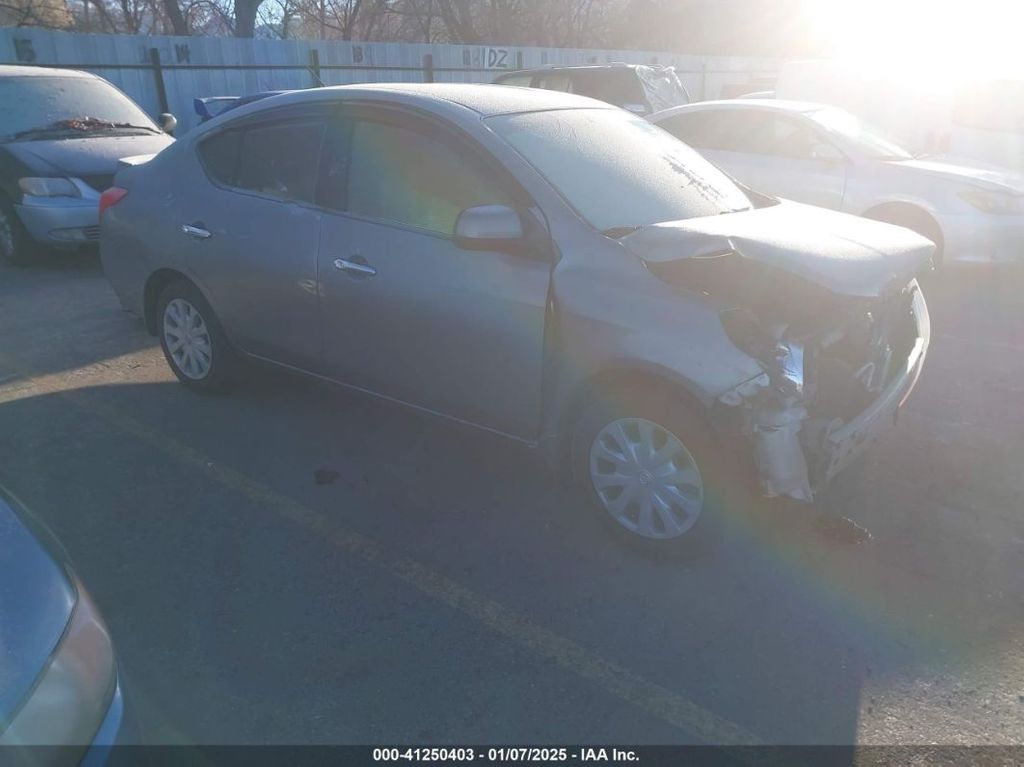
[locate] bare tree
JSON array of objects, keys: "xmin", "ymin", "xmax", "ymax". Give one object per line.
[{"xmin": 0, "ymin": 0, "xmax": 72, "ymax": 27}]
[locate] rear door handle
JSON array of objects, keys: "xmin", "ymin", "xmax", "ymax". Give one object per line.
[
  {"xmin": 181, "ymin": 223, "xmax": 212, "ymax": 240},
  {"xmin": 333, "ymin": 257, "xmax": 377, "ymax": 277}
]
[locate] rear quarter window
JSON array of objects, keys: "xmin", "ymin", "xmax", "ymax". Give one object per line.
[
  {"xmin": 235, "ymin": 120, "xmax": 326, "ymax": 203},
  {"xmin": 197, "ymin": 130, "xmax": 242, "ymax": 186}
]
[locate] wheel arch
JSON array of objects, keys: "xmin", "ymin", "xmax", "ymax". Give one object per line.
[
  {"xmin": 143, "ymin": 268, "xmax": 196, "ymax": 335},
  {"xmin": 543, "ymin": 363, "xmax": 717, "ymax": 469},
  {"xmin": 861, "ymin": 201, "xmax": 945, "ymax": 261}
]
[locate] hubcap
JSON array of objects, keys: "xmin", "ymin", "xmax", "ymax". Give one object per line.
[
  {"xmin": 589, "ymin": 418, "xmax": 704, "ymax": 540},
  {"xmin": 163, "ymin": 298, "xmax": 212, "ymax": 380}
]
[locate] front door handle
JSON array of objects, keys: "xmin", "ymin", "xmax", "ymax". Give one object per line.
[
  {"xmin": 181, "ymin": 223, "xmax": 212, "ymax": 240},
  {"xmin": 333, "ymin": 257, "xmax": 377, "ymax": 277}
]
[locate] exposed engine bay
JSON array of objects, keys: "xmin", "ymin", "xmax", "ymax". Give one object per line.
[{"xmin": 647, "ymin": 250, "xmax": 928, "ymax": 502}]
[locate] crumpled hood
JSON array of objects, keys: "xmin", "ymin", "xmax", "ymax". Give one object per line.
[
  {"xmin": 0, "ymin": 494, "xmax": 76, "ymax": 728},
  {"xmin": 886, "ymin": 157, "xmax": 1024, "ymax": 194},
  {"xmin": 621, "ymin": 201, "xmax": 934, "ymax": 298},
  {"xmin": 4, "ymin": 134, "xmax": 173, "ymax": 178}
]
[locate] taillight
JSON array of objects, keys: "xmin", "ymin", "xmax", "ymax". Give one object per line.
[{"xmin": 99, "ymin": 186, "xmax": 128, "ymax": 219}]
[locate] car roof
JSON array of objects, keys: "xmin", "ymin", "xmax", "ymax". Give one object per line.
[
  {"xmin": 0, "ymin": 64, "xmax": 97, "ymax": 79},
  {"xmin": 198, "ymin": 82, "xmax": 612, "ymax": 131},
  {"xmin": 650, "ymin": 98, "xmax": 828, "ymax": 121}
]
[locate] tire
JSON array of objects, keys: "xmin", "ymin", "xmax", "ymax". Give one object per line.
[
  {"xmin": 156, "ymin": 279, "xmax": 237, "ymax": 392},
  {"xmin": 0, "ymin": 199, "xmax": 42, "ymax": 267},
  {"xmin": 570, "ymin": 386, "xmax": 738, "ymax": 555}
]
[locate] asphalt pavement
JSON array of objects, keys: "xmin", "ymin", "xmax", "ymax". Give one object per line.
[{"xmin": 1, "ymin": 253, "xmax": 1022, "ymax": 746}]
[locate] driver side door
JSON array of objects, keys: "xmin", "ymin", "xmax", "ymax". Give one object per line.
[{"xmin": 315, "ymin": 105, "xmax": 553, "ymax": 439}]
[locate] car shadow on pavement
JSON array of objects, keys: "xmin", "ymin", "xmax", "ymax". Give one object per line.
[{"xmin": 0, "ymin": 255, "xmax": 160, "ymax": 383}]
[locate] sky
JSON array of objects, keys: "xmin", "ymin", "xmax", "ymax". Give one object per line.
[{"xmin": 804, "ymin": 0, "xmax": 1024, "ymax": 80}]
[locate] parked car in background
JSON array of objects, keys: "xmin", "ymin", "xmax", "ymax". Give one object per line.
[
  {"xmin": 652, "ymin": 99, "xmax": 1024, "ymax": 266},
  {"xmin": 0, "ymin": 65, "xmax": 176, "ymax": 266},
  {"xmin": 101, "ymin": 84, "xmax": 931, "ymax": 551},
  {"xmin": 493, "ymin": 63, "xmax": 689, "ymax": 114},
  {"xmin": 774, "ymin": 59, "xmax": 1024, "ymax": 173},
  {"xmin": 194, "ymin": 91, "xmax": 291, "ymax": 123},
  {"xmin": 0, "ymin": 486, "xmax": 123, "ymax": 763}
]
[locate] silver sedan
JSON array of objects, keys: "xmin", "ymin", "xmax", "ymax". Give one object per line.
[
  {"xmin": 651, "ymin": 99, "xmax": 1024, "ymax": 266},
  {"xmin": 101, "ymin": 84, "xmax": 932, "ymax": 551}
]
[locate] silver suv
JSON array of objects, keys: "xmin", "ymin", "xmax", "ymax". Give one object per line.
[{"xmin": 100, "ymin": 84, "xmax": 932, "ymax": 550}]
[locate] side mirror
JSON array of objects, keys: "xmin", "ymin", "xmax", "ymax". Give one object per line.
[
  {"xmin": 454, "ymin": 205, "xmax": 525, "ymax": 253},
  {"xmin": 160, "ymin": 113, "xmax": 177, "ymax": 135}
]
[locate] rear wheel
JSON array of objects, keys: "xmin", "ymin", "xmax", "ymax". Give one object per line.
[
  {"xmin": 571, "ymin": 387, "xmax": 734, "ymax": 554},
  {"xmin": 156, "ymin": 280, "xmax": 237, "ymax": 392},
  {"xmin": 0, "ymin": 200, "xmax": 42, "ymax": 267}
]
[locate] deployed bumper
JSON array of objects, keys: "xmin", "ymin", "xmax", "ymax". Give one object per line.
[
  {"xmin": 811, "ymin": 285, "xmax": 930, "ymax": 486},
  {"xmin": 14, "ymin": 190, "xmax": 100, "ymax": 247},
  {"xmin": 738, "ymin": 281, "xmax": 931, "ymax": 502}
]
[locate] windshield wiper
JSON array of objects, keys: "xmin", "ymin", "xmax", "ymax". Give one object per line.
[{"xmin": 11, "ymin": 117, "xmax": 159, "ymax": 141}]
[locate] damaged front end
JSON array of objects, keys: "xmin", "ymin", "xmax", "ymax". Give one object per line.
[
  {"xmin": 625, "ymin": 206, "xmax": 933, "ymax": 502},
  {"xmin": 693, "ymin": 254, "xmax": 928, "ymax": 502},
  {"xmin": 718, "ymin": 281, "xmax": 929, "ymax": 501}
]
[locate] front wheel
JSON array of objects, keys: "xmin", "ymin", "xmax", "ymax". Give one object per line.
[
  {"xmin": 157, "ymin": 280, "xmax": 237, "ymax": 392},
  {"xmin": 571, "ymin": 389, "xmax": 731, "ymax": 554}
]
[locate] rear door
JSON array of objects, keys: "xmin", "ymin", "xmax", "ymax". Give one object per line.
[
  {"xmin": 181, "ymin": 107, "xmax": 329, "ymax": 368},
  {"xmin": 315, "ymin": 104, "xmax": 552, "ymax": 438},
  {"xmin": 658, "ymin": 108, "xmax": 848, "ymax": 209}
]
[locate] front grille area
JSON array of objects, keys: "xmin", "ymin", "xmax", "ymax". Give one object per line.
[
  {"xmin": 806, "ymin": 286, "xmax": 918, "ymax": 420},
  {"xmin": 81, "ymin": 175, "xmax": 114, "ymax": 193},
  {"xmin": 82, "ymin": 225, "xmax": 100, "ymax": 241}
]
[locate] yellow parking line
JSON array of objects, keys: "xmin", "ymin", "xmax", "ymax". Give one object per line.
[{"xmin": 0, "ymin": 351, "xmax": 761, "ymax": 746}]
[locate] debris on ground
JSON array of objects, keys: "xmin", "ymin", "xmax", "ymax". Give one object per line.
[
  {"xmin": 815, "ymin": 514, "xmax": 873, "ymax": 545},
  {"xmin": 313, "ymin": 468, "xmax": 340, "ymax": 485}
]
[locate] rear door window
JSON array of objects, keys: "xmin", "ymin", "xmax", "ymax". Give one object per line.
[
  {"xmin": 235, "ymin": 120, "xmax": 327, "ymax": 203},
  {"xmin": 571, "ymin": 70, "xmax": 646, "ymax": 108},
  {"xmin": 657, "ymin": 111, "xmax": 722, "ymax": 149},
  {"xmin": 702, "ymin": 110, "xmax": 824, "ymax": 158}
]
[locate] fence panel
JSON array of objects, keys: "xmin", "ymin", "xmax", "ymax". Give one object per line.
[{"xmin": 0, "ymin": 29, "xmax": 779, "ymax": 133}]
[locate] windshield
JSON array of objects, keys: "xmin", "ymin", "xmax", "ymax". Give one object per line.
[
  {"xmin": 487, "ymin": 108, "xmax": 751, "ymax": 231},
  {"xmin": 807, "ymin": 107, "xmax": 913, "ymax": 160},
  {"xmin": 0, "ymin": 76, "xmax": 156, "ymax": 142}
]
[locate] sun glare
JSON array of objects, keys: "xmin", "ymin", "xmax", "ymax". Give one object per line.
[{"xmin": 804, "ymin": 0, "xmax": 1024, "ymax": 86}]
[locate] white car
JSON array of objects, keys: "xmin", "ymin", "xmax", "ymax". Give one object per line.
[{"xmin": 651, "ymin": 99, "xmax": 1024, "ymax": 266}]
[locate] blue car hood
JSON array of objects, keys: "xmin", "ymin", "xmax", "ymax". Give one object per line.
[
  {"xmin": 0, "ymin": 493, "xmax": 76, "ymax": 730},
  {"xmin": 3, "ymin": 133, "xmax": 173, "ymax": 178}
]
